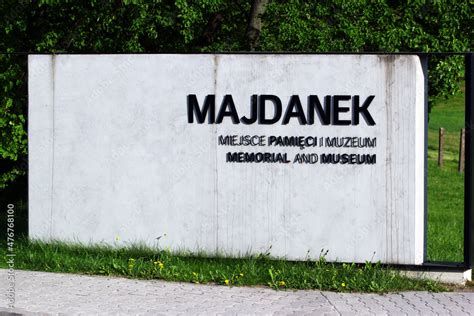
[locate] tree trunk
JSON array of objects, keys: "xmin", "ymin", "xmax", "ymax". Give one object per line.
[
  {"xmin": 201, "ymin": 13, "xmax": 224, "ymax": 46},
  {"xmin": 246, "ymin": 0, "xmax": 268, "ymax": 51}
]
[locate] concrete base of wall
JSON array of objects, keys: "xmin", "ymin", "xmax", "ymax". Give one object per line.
[{"xmin": 401, "ymin": 269, "xmax": 472, "ymax": 285}]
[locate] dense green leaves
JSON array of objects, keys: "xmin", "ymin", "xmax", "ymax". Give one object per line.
[
  {"xmin": 261, "ymin": 0, "xmax": 471, "ymax": 99},
  {"xmin": 0, "ymin": 53, "xmax": 27, "ymax": 188},
  {"xmin": 0, "ymin": 0, "xmax": 471, "ymax": 188}
]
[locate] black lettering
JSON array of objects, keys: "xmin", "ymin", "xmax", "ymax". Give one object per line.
[
  {"xmin": 226, "ymin": 152, "xmax": 238, "ymax": 162},
  {"xmin": 332, "ymin": 95, "xmax": 351, "ymax": 125},
  {"xmin": 268, "ymin": 136, "xmax": 277, "ymax": 146},
  {"xmin": 187, "ymin": 94, "xmax": 215, "ymax": 123},
  {"xmin": 307, "ymin": 95, "xmax": 331, "ymax": 125},
  {"xmin": 282, "ymin": 95, "xmax": 307, "ymax": 125},
  {"xmin": 353, "ymin": 95, "xmax": 376, "ymax": 126},
  {"xmin": 241, "ymin": 95, "xmax": 258, "ymax": 124},
  {"xmin": 258, "ymin": 95, "xmax": 282, "ymax": 125},
  {"xmin": 216, "ymin": 95, "xmax": 239, "ymax": 124}
]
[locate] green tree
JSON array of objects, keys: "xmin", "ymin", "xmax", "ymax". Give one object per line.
[{"xmin": 0, "ymin": 0, "xmax": 471, "ymax": 189}]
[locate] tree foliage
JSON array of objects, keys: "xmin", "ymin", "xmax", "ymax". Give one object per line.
[{"xmin": 0, "ymin": 0, "xmax": 471, "ymax": 188}]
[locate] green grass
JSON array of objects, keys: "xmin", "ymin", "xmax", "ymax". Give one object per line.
[
  {"xmin": 0, "ymin": 238, "xmax": 443, "ymax": 293},
  {"xmin": 427, "ymin": 90, "xmax": 465, "ymax": 262},
  {"xmin": 428, "ymin": 91, "xmax": 465, "ymax": 155},
  {"xmin": 427, "ymin": 160, "xmax": 464, "ymax": 262}
]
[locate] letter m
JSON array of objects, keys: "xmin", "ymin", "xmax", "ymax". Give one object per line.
[{"xmin": 187, "ymin": 94, "xmax": 216, "ymax": 123}]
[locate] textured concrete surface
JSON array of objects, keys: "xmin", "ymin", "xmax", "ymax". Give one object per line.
[
  {"xmin": 1, "ymin": 269, "xmax": 473, "ymax": 315},
  {"xmin": 29, "ymin": 54, "xmax": 425, "ymax": 264},
  {"xmin": 401, "ymin": 269, "xmax": 472, "ymax": 284}
]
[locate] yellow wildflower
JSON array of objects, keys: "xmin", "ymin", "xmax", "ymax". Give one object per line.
[
  {"xmin": 153, "ymin": 260, "xmax": 164, "ymax": 269},
  {"xmin": 128, "ymin": 258, "xmax": 135, "ymax": 271},
  {"xmin": 278, "ymin": 281, "xmax": 286, "ymax": 287},
  {"xmin": 224, "ymin": 279, "xmax": 230, "ymax": 285},
  {"xmin": 341, "ymin": 282, "xmax": 346, "ymax": 287}
]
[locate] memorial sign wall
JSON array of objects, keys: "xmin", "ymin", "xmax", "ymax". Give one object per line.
[{"xmin": 29, "ymin": 54, "xmax": 425, "ymax": 264}]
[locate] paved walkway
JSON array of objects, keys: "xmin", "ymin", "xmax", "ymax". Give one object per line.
[{"xmin": 0, "ymin": 269, "xmax": 473, "ymax": 315}]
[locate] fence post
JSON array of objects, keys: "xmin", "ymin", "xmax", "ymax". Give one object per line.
[
  {"xmin": 438, "ymin": 127, "xmax": 445, "ymax": 167},
  {"xmin": 459, "ymin": 128, "xmax": 466, "ymax": 173}
]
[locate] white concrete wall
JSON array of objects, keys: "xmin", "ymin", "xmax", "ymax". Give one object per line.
[{"xmin": 28, "ymin": 54, "xmax": 425, "ymax": 264}]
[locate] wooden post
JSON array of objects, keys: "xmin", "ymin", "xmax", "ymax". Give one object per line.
[
  {"xmin": 459, "ymin": 128, "xmax": 466, "ymax": 173},
  {"xmin": 438, "ymin": 127, "xmax": 445, "ymax": 167}
]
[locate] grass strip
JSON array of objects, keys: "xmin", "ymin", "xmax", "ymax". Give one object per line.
[{"xmin": 0, "ymin": 238, "xmax": 444, "ymax": 293}]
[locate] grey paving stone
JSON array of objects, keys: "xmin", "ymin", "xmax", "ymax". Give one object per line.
[{"xmin": 0, "ymin": 269, "xmax": 473, "ymax": 315}]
